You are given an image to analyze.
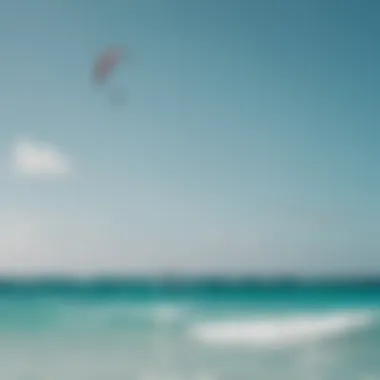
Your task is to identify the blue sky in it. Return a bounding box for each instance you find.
[0,0,379,275]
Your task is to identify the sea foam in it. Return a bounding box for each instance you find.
[190,311,374,348]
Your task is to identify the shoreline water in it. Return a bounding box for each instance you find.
[0,280,378,379]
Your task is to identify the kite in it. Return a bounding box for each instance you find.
[92,46,126,105]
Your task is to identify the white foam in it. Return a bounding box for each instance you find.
[190,311,374,348]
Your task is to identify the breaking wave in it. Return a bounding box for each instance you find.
[190,310,375,348]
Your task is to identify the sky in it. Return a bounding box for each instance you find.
[0,0,379,276]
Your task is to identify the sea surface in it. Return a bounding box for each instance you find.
[0,280,379,379]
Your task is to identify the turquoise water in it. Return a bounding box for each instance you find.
[0,282,379,379]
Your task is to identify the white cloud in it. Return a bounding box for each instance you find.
[11,138,72,178]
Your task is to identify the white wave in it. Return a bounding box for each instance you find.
[190,311,374,348]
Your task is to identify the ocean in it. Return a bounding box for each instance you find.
[0,280,379,379]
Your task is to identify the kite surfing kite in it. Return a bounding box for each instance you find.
[92,46,126,105]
